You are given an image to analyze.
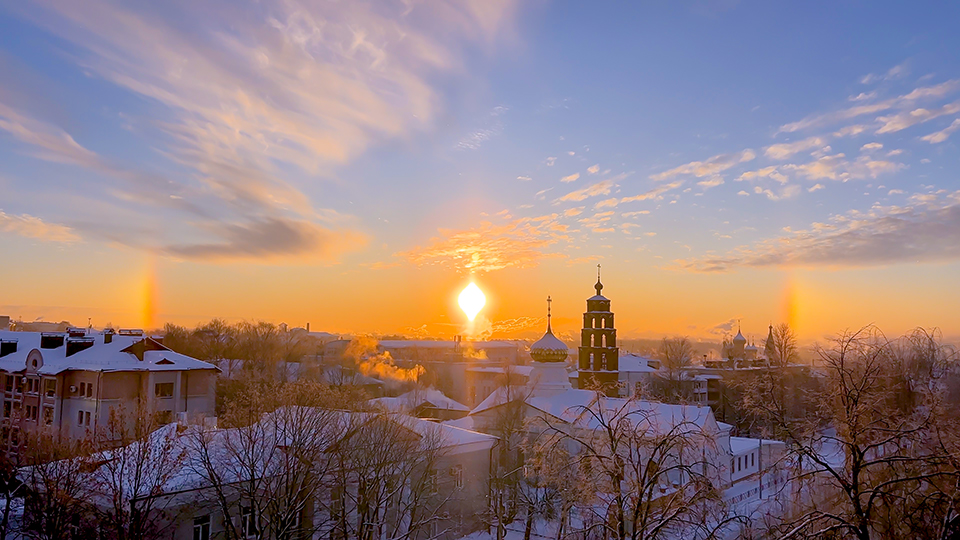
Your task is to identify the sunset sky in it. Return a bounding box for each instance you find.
[2,1,960,342]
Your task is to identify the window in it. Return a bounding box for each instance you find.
[155,382,174,398]
[3,376,11,392]
[426,469,439,494]
[2,402,9,418]
[14,377,22,394]
[737,457,741,472]
[86,382,93,398]
[78,410,84,426]
[452,465,464,490]
[240,507,257,538]
[79,382,86,397]
[85,411,91,426]
[751,453,755,468]
[193,515,210,540]
[44,379,56,397]
[43,407,53,425]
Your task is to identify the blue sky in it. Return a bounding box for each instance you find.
[1,1,959,339]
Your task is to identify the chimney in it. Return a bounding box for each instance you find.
[66,337,95,357]
[40,333,65,349]
[306,322,310,332]
[0,340,17,358]
[104,329,115,344]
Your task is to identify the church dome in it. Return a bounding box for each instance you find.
[733,329,746,344]
[530,296,569,363]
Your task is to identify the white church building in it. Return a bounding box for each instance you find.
[463,275,784,493]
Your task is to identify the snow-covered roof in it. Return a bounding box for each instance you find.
[471,386,714,435]
[619,353,657,373]
[465,365,534,377]
[0,331,218,375]
[530,331,567,352]
[730,436,784,455]
[20,407,497,505]
[370,388,470,413]
[587,295,609,302]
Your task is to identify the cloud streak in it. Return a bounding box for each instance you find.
[398,213,568,273]
[676,192,960,272]
[650,149,755,181]
[0,211,79,243]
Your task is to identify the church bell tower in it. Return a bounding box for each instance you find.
[578,266,619,396]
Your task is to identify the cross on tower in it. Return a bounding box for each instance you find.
[547,295,553,333]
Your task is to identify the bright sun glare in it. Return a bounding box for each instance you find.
[458,282,486,322]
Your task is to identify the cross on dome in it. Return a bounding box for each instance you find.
[595,264,603,296]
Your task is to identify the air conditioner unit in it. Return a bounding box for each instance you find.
[69,385,77,394]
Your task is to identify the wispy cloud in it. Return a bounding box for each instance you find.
[594,198,619,209]
[620,180,683,203]
[697,177,724,189]
[876,101,960,134]
[165,218,366,262]
[0,211,79,242]
[556,179,616,202]
[783,154,904,181]
[2,0,523,262]
[764,136,825,160]
[737,166,788,184]
[457,106,509,149]
[676,191,960,272]
[860,62,908,85]
[561,172,580,183]
[921,118,960,143]
[777,80,960,134]
[587,164,600,174]
[753,184,800,201]
[398,213,568,273]
[650,149,755,181]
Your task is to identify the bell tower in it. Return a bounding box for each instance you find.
[578,265,619,396]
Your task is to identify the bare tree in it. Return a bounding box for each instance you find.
[486,367,532,540]
[533,394,732,540]
[19,430,95,540]
[90,402,187,540]
[655,336,695,402]
[187,382,350,540]
[746,326,960,540]
[326,412,449,540]
[768,323,799,367]
[0,452,22,540]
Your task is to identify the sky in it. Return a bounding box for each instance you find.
[1,0,960,343]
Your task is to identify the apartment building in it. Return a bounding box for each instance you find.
[0,328,219,452]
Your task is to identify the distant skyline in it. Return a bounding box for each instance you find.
[2,1,960,342]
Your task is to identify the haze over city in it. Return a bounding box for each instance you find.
[2,0,960,342]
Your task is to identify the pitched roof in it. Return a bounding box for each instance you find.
[0,331,219,375]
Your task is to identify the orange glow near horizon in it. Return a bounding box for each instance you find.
[140,255,157,330]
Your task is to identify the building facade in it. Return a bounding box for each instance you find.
[0,329,219,454]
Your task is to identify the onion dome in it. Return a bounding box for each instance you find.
[530,296,569,363]
[733,324,746,344]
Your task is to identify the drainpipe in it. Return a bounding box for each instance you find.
[94,371,103,435]
[56,374,64,434]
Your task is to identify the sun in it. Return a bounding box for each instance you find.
[458,282,486,322]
